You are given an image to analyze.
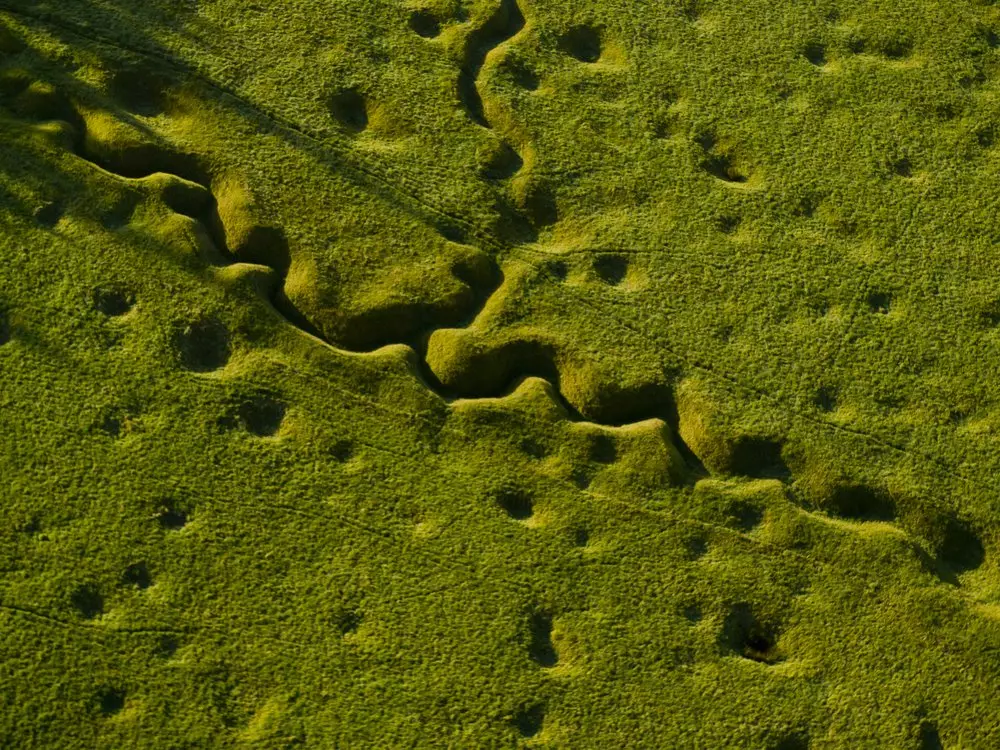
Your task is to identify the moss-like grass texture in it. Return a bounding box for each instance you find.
[1,0,1000,746]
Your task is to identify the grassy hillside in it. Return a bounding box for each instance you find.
[1,0,1000,746]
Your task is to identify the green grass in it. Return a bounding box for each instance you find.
[2,0,1000,746]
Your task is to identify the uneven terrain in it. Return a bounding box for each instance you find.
[2,0,1000,747]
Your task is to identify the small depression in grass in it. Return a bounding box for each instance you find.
[328,88,368,133]
[335,609,362,635]
[727,437,789,480]
[157,500,188,530]
[937,516,985,574]
[560,25,602,63]
[593,254,628,286]
[495,488,533,520]
[97,687,125,716]
[71,584,104,619]
[513,703,545,738]
[330,439,354,462]
[93,286,134,316]
[122,561,152,589]
[720,603,781,664]
[409,10,441,39]
[174,317,230,372]
[815,386,837,412]
[505,58,540,91]
[520,437,547,459]
[827,483,896,522]
[0,309,10,346]
[867,292,892,314]
[34,200,63,227]
[528,611,558,667]
[920,722,944,750]
[804,42,826,66]
[686,535,709,560]
[237,394,286,437]
[725,500,764,532]
[588,433,617,463]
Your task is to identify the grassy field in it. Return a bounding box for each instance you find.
[2,0,1000,746]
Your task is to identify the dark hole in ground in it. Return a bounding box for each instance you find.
[687,535,708,559]
[331,439,353,462]
[920,722,944,750]
[937,516,985,574]
[34,201,63,227]
[157,500,188,530]
[828,483,896,522]
[891,158,912,178]
[559,25,602,63]
[717,215,741,234]
[506,58,540,90]
[122,561,152,589]
[593,254,628,285]
[409,10,441,38]
[513,703,545,737]
[520,438,547,459]
[867,292,892,314]
[155,634,179,658]
[725,500,764,532]
[97,688,125,716]
[238,395,286,437]
[815,387,837,412]
[545,259,568,281]
[720,603,781,663]
[336,609,362,635]
[728,437,790,479]
[588,433,617,463]
[523,182,558,227]
[804,42,826,66]
[882,36,913,60]
[528,612,558,667]
[328,88,368,133]
[772,731,810,750]
[496,488,533,520]
[174,318,230,372]
[71,584,103,619]
[93,286,133,316]
[702,153,748,183]
[481,141,523,181]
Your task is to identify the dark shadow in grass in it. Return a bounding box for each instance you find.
[71,583,104,619]
[93,286,134,316]
[409,10,441,39]
[771,731,809,750]
[156,499,188,530]
[97,687,125,716]
[827,483,896,522]
[495,487,533,520]
[512,703,544,738]
[920,722,943,750]
[122,561,152,589]
[559,25,602,63]
[593,254,628,286]
[327,88,368,133]
[804,42,826,66]
[528,611,558,667]
[173,317,230,372]
[719,603,781,664]
[728,437,790,480]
